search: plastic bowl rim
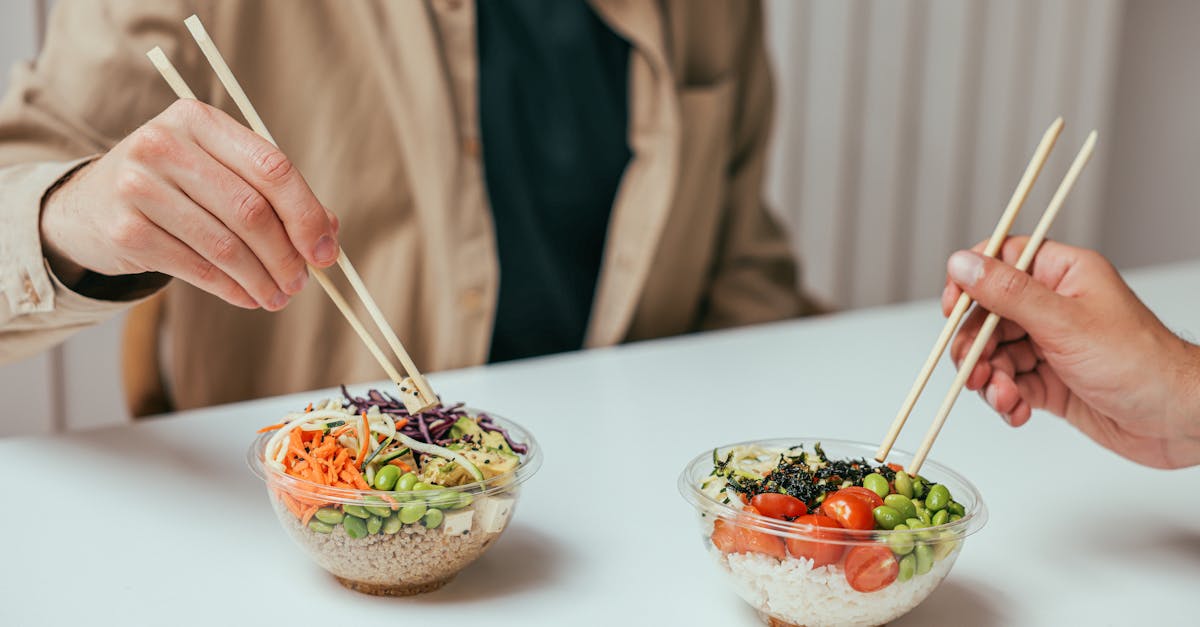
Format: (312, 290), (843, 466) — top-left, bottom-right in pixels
(678, 436), (987, 543)
(247, 408), (543, 505)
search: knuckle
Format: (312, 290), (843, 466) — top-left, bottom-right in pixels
(127, 124), (176, 163)
(193, 257), (220, 284)
(251, 147), (295, 184)
(109, 213), (150, 248)
(991, 269), (1029, 301)
(165, 98), (209, 125)
(209, 233), (241, 265)
(113, 168), (154, 201)
(233, 186), (273, 228)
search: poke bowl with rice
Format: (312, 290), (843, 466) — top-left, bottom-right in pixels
(679, 438), (985, 627)
(248, 386), (541, 596)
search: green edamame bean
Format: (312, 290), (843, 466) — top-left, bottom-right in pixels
(915, 543), (934, 575)
(897, 553), (916, 582)
(399, 503), (427, 525)
(343, 504), (371, 519)
(308, 520), (335, 534)
(873, 506), (905, 530)
(366, 515), (383, 535)
(932, 509), (949, 527)
(893, 471), (914, 498)
(863, 473), (890, 499)
(932, 536), (958, 561)
(373, 465), (401, 491)
(452, 491), (474, 510)
(884, 494), (917, 520)
(887, 524), (914, 555)
(422, 508), (444, 529)
(413, 481), (434, 491)
(912, 478), (926, 499)
(363, 496), (392, 518)
(343, 515), (368, 539)
(314, 507), (344, 525)
(382, 513), (403, 535)
(905, 518), (927, 530)
(926, 484), (951, 512)
(949, 514), (963, 523)
(395, 472), (419, 492)
(948, 500), (966, 516)
(919, 506), (933, 526)
(429, 491), (461, 510)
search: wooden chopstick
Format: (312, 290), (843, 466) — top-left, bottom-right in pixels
(906, 131), (1098, 475)
(875, 117), (1064, 463)
(145, 16), (438, 414)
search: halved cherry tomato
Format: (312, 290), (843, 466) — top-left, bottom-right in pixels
(750, 493), (807, 519)
(711, 519), (739, 553)
(734, 506), (787, 560)
(838, 486), (885, 509)
(843, 545), (899, 592)
(887, 462), (904, 473)
(821, 490), (877, 530)
(785, 514), (845, 567)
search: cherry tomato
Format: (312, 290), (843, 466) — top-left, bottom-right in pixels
(711, 519), (739, 554)
(785, 514), (846, 567)
(838, 486), (885, 509)
(734, 506), (787, 560)
(750, 493), (807, 519)
(843, 545), (899, 592)
(821, 490), (877, 530)
(887, 462), (905, 473)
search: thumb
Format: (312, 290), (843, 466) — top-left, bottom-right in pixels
(947, 250), (1071, 337)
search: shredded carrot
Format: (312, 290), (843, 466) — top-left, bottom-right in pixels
(305, 402), (313, 412)
(380, 493), (400, 510)
(394, 418), (409, 430)
(389, 459), (412, 472)
(300, 505), (319, 526)
(256, 422), (285, 433)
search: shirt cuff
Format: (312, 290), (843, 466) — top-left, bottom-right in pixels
(0, 157), (167, 320)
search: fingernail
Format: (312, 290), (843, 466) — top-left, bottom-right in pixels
(985, 385), (998, 408)
(268, 291), (289, 310)
(314, 235), (337, 265)
(287, 272), (308, 294)
(948, 251), (984, 287)
(1000, 412), (1014, 427)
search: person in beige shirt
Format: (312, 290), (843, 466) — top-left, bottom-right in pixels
(0, 0), (816, 414)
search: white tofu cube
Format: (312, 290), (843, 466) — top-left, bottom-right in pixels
(476, 496), (514, 533)
(442, 510), (473, 536)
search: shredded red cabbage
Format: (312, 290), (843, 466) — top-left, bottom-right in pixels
(340, 386), (528, 454)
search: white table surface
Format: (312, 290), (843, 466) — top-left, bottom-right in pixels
(2, 261), (1198, 626)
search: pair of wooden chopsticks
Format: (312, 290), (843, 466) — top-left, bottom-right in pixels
(145, 15), (438, 414)
(877, 117), (1098, 474)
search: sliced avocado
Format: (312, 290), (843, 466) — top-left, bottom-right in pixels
(450, 416), (483, 440)
(481, 430), (513, 453)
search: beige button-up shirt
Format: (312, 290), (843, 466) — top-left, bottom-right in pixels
(0, 0), (813, 411)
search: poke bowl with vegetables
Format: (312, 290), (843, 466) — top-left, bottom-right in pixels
(248, 386), (541, 596)
(679, 438), (985, 627)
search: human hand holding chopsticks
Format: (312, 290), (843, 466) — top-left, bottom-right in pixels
(39, 98), (340, 311)
(943, 238), (1200, 469)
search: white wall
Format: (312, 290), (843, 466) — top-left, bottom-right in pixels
(1099, 0), (1200, 269)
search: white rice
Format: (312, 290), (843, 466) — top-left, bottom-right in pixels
(714, 546), (959, 627)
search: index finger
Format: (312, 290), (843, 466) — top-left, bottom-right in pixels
(171, 101), (338, 267)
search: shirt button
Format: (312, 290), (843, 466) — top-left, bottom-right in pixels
(462, 136), (481, 159)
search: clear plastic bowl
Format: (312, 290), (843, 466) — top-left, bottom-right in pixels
(248, 411), (542, 596)
(679, 438), (986, 627)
